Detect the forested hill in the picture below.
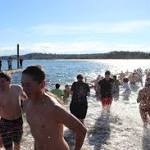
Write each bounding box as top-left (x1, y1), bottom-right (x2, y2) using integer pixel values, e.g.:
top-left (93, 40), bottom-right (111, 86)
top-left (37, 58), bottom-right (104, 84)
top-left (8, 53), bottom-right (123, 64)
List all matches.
top-left (1, 51), bottom-right (150, 59)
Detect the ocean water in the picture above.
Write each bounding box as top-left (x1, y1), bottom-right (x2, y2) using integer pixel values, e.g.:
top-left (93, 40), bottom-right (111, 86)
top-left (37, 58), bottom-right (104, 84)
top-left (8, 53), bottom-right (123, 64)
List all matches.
top-left (1, 59), bottom-right (150, 150)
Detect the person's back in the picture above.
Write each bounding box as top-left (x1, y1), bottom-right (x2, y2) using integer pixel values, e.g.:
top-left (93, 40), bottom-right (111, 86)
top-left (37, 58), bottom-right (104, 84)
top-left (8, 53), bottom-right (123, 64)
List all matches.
top-left (51, 84), bottom-right (64, 99)
top-left (51, 88), bottom-right (63, 98)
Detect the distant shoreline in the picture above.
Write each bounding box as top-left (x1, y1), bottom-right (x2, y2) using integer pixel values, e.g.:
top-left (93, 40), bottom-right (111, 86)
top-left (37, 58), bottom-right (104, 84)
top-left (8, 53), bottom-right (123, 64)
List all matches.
top-left (1, 51), bottom-right (150, 59)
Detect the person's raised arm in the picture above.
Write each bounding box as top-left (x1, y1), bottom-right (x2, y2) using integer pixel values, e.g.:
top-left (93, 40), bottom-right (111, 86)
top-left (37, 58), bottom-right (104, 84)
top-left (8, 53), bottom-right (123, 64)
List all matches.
top-left (53, 104), bottom-right (87, 150)
top-left (17, 85), bottom-right (28, 111)
top-left (137, 89), bottom-right (144, 103)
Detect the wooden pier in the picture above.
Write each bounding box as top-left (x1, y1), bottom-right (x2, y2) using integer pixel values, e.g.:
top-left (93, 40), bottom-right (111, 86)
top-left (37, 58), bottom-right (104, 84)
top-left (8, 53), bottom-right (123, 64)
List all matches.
top-left (3, 68), bottom-right (23, 74)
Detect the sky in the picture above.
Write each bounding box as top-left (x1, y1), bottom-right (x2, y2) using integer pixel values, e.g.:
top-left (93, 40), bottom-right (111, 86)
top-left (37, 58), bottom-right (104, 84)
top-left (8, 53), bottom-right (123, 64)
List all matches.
top-left (0, 0), bottom-right (150, 56)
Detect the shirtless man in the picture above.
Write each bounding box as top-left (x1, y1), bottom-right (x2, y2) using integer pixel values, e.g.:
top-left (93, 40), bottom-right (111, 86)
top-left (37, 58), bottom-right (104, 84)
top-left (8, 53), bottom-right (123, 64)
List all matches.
top-left (0, 72), bottom-right (24, 150)
top-left (21, 66), bottom-right (87, 150)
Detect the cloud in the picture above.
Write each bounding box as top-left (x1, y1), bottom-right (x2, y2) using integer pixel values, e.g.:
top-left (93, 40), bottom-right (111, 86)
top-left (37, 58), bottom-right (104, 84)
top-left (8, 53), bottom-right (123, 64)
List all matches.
top-left (30, 20), bottom-right (150, 36)
top-left (1, 20), bottom-right (150, 55)
top-left (0, 41), bottom-right (150, 56)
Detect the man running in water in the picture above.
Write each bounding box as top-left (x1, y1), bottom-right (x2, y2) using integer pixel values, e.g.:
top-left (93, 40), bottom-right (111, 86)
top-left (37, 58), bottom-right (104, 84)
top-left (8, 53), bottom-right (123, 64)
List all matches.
top-left (98, 71), bottom-right (114, 112)
top-left (21, 66), bottom-right (87, 150)
top-left (0, 72), bottom-right (25, 150)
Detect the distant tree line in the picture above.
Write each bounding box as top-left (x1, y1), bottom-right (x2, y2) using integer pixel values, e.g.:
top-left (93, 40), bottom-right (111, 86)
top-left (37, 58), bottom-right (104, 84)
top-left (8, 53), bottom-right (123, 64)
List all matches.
top-left (1, 51), bottom-right (150, 60)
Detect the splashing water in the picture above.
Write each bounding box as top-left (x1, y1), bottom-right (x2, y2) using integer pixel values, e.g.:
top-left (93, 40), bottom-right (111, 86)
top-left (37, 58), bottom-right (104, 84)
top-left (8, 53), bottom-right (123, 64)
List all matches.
top-left (2, 59), bottom-right (150, 150)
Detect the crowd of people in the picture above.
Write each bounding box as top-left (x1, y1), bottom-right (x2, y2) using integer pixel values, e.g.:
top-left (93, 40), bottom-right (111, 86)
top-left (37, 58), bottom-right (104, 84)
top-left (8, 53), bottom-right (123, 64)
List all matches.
top-left (0, 65), bottom-right (150, 150)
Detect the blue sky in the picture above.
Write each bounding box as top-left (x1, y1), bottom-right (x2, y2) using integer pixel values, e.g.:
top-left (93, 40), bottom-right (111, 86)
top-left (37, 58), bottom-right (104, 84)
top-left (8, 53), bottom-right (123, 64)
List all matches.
top-left (0, 0), bottom-right (150, 55)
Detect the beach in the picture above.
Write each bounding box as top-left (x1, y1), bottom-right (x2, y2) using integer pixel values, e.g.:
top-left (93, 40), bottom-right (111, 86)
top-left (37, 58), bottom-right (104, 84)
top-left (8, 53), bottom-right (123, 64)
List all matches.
top-left (1, 59), bottom-right (149, 150)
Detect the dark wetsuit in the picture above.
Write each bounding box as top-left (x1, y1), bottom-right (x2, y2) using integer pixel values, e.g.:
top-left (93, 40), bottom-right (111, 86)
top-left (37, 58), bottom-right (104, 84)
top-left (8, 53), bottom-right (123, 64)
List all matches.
top-left (0, 117), bottom-right (23, 148)
top-left (70, 81), bottom-right (90, 119)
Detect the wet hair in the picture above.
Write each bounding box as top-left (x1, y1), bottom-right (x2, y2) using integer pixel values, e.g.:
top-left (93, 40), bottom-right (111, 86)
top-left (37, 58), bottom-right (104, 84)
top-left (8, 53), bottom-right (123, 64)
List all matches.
top-left (55, 83), bottom-right (60, 89)
top-left (77, 74), bottom-right (83, 80)
top-left (105, 70), bottom-right (111, 75)
top-left (65, 84), bottom-right (69, 88)
top-left (22, 65), bottom-right (45, 83)
top-left (113, 75), bottom-right (117, 80)
top-left (123, 78), bottom-right (129, 83)
top-left (0, 72), bottom-right (11, 82)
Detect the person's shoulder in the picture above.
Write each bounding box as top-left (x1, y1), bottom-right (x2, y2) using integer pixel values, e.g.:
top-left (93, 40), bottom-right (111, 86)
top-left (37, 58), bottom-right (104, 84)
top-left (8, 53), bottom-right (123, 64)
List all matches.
top-left (58, 89), bottom-right (63, 92)
top-left (51, 89), bottom-right (56, 93)
top-left (44, 92), bottom-right (64, 112)
top-left (51, 89), bottom-right (54, 92)
top-left (45, 92), bottom-right (63, 106)
top-left (139, 88), bottom-right (146, 94)
top-left (99, 78), bottom-right (104, 83)
top-left (71, 82), bottom-right (77, 88)
top-left (84, 82), bottom-right (89, 87)
top-left (11, 84), bottom-right (23, 91)
top-left (72, 82), bottom-right (77, 85)
top-left (11, 84), bottom-right (21, 88)
top-left (110, 78), bottom-right (114, 82)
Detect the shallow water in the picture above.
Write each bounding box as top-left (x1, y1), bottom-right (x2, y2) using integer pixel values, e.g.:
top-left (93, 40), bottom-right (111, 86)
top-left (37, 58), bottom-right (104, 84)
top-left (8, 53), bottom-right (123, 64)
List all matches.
top-left (1, 59), bottom-right (150, 150)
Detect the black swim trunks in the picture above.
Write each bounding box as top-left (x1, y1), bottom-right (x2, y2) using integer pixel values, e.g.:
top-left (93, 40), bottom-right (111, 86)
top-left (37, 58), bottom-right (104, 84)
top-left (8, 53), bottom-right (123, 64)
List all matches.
top-left (0, 117), bottom-right (23, 148)
top-left (70, 100), bottom-right (88, 119)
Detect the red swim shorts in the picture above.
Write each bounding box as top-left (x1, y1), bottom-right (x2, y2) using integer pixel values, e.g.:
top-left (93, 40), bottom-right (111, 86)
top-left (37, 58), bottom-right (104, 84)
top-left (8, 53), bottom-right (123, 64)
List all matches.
top-left (100, 97), bottom-right (112, 107)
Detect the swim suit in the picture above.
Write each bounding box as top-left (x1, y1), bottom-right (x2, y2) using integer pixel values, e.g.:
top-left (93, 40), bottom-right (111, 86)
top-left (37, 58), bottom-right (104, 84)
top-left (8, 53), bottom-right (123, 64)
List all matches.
top-left (100, 97), bottom-right (112, 107)
top-left (0, 117), bottom-right (23, 148)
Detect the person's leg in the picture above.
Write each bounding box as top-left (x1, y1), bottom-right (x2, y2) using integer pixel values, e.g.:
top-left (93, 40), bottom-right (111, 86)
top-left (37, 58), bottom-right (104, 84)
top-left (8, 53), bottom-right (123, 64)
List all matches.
top-left (13, 118), bottom-right (23, 150)
top-left (1, 127), bottom-right (13, 150)
top-left (1, 135), bottom-right (13, 150)
top-left (0, 134), bottom-right (3, 148)
top-left (14, 143), bottom-right (20, 150)
top-left (147, 110), bottom-right (150, 123)
top-left (106, 98), bottom-right (112, 113)
top-left (140, 107), bottom-right (148, 127)
top-left (101, 98), bottom-right (107, 110)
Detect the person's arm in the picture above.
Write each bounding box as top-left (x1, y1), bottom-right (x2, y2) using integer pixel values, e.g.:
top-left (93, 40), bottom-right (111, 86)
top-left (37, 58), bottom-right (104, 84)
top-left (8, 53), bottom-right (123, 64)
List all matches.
top-left (137, 90), bottom-right (144, 103)
top-left (87, 84), bottom-right (90, 96)
top-left (53, 104), bottom-right (87, 150)
top-left (17, 85), bottom-right (28, 111)
top-left (70, 82), bottom-right (75, 95)
top-left (96, 81), bottom-right (101, 100)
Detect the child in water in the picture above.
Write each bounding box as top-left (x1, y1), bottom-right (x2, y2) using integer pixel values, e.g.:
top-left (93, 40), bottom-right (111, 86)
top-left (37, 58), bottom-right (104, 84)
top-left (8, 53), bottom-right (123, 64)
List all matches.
top-left (63, 84), bottom-right (70, 103)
